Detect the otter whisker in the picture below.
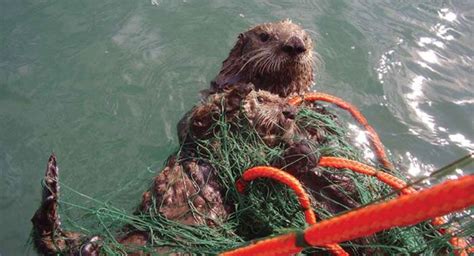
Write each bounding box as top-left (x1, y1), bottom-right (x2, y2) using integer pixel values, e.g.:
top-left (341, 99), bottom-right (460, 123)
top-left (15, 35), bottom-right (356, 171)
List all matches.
top-left (259, 54), bottom-right (273, 74)
top-left (257, 55), bottom-right (268, 74)
top-left (265, 53), bottom-right (274, 73)
top-left (258, 50), bottom-right (275, 74)
top-left (239, 50), bottom-right (268, 75)
top-left (253, 51), bottom-right (272, 75)
top-left (263, 52), bottom-right (276, 74)
top-left (273, 53), bottom-right (282, 73)
top-left (308, 51), bottom-right (318, 64)
top-left (241, 50), bottom-right (266, 66)
top-left (273, 53), bottom-right (280, 72)
top-left (241, 48), bottom-right (266, 58)
top-left (239, 48), bottom-right (266, 65)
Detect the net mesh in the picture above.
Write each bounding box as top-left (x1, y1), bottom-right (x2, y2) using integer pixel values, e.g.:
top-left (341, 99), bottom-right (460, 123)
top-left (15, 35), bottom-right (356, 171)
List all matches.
top-left (54, 103), bottom-right (472, 255)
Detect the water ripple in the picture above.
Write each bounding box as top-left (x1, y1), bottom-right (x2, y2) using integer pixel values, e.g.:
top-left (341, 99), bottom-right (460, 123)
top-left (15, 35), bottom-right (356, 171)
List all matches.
top-left (1, 1), bottom-right (473, 254)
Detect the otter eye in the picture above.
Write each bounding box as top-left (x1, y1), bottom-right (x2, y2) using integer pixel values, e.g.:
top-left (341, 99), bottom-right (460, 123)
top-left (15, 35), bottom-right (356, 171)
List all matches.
top-left (257, 96), bottom-right (264, 103)
top-left (259, 32), bottom-right (270, 42)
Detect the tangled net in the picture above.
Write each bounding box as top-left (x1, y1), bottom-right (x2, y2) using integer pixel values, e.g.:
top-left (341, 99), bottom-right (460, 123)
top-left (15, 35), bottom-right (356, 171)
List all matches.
top-left (45, 102), bottom-right (472, 255)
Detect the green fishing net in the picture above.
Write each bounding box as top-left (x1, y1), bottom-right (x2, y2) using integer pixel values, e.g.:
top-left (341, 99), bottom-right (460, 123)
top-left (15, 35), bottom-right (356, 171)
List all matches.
top-left (53, 104), bottom-right (472, 255)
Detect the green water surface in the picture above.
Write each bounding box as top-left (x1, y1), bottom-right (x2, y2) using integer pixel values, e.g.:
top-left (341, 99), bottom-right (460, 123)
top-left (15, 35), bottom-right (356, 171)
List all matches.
top-left (1, 0), bottom-right (473, 254)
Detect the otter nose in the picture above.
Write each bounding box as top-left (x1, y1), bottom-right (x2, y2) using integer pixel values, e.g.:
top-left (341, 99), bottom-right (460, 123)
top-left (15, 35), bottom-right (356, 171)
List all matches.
top-left (282, 106), bottom-right (297, 119)
top-left (282, 36), bottom-right (306, 56)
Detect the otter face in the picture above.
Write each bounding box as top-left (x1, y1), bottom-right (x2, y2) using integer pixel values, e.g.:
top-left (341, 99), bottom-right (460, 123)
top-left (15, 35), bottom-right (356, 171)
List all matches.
top-left (243, 90), bottom-right (298, 145)
top-left (240, 19), bottom-right (313, 74)
top-left (213, 19), bottom-right (315, 97)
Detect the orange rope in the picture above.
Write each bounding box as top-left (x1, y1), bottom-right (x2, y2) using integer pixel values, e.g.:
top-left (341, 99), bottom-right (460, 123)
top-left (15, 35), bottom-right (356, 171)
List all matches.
top-left (289, 92), bottom-right (393, 169)
top-left (318, 156), bottom-right (470, 255)
top-left (221, 175), bottom-right (474, 256)
top-left (289, 93), bottom-right (470, 254)
top-left (318, 157), bottom-right (416, 194)
top-left (237, 166), bottom-right (348, 255)
top-left (237, 167), bottom-right (316, 224)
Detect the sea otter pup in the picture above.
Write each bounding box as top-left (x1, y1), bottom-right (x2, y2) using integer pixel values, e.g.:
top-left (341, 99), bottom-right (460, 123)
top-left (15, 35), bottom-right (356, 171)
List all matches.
top-left (180, 83), bottom-right (300, 148)
top-left (209, 19), bottom-right (314, 97)
top-left (180, 83), bottom-right (337, 158)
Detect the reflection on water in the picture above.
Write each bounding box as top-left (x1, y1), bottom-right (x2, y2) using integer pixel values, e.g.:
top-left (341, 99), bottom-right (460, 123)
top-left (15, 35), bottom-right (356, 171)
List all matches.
top-left (347, 123), bottom-right (375, 162)
top-left (404, 151), bottom-right (434, 177)
top-left (449, 133), bottom-right (474, 151)
top-left (405, 75), bottom-right (437, 134)
top-left (0, 0), bottom-right (473, 254)
top-left (438, 8), bottom-right (457, 23)
top-left (368, 2), bottom-right (473, 177)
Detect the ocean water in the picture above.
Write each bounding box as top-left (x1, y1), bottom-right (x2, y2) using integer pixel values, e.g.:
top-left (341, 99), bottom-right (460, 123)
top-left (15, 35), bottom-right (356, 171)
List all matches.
top-left (0, 0), bottom-right (472, 254)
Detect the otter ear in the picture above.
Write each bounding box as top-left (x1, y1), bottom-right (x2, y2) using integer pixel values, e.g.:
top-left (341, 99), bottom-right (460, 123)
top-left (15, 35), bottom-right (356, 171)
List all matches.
top-left (232, 33), bottom-right (248, 57)
top-left (222, 32), bottom-right (249, 63)
top-left (210, 32), bottom-right (249, 92)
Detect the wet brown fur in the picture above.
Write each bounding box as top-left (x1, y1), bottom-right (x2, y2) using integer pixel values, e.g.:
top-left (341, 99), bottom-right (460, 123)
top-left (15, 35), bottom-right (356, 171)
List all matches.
top-left (137, 157), bottom-right (229, 227)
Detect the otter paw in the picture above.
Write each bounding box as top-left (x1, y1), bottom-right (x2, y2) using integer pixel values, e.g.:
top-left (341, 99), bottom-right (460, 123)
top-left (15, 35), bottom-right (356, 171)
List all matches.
top-left (277, 140), bottom-right (319, 174)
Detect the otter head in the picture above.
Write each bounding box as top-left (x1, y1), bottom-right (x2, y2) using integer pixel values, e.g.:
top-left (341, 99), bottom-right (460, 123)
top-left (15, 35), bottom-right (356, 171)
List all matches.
top-left (243, 90), bottom-right (299, 146)
top-left (184, 84), bottom-right (299, 146)
top-left (212, 19), bottom-right (315, 97)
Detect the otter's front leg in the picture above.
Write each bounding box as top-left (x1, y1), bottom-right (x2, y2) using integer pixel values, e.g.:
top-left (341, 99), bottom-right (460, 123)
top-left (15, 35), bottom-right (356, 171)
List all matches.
top-left (31, 155), bottom-right (102, 255)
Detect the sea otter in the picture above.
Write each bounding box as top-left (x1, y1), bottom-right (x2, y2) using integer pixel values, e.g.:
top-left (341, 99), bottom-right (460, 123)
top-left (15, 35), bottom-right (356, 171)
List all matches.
top-left (179, 83), bottom-right (299, 147)
top-left (180, 83), bottom-right (338, 158)
top-left (209, 19), bottom-right (315, 97)
top-left (31, 20), bottom-right (322, 255)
